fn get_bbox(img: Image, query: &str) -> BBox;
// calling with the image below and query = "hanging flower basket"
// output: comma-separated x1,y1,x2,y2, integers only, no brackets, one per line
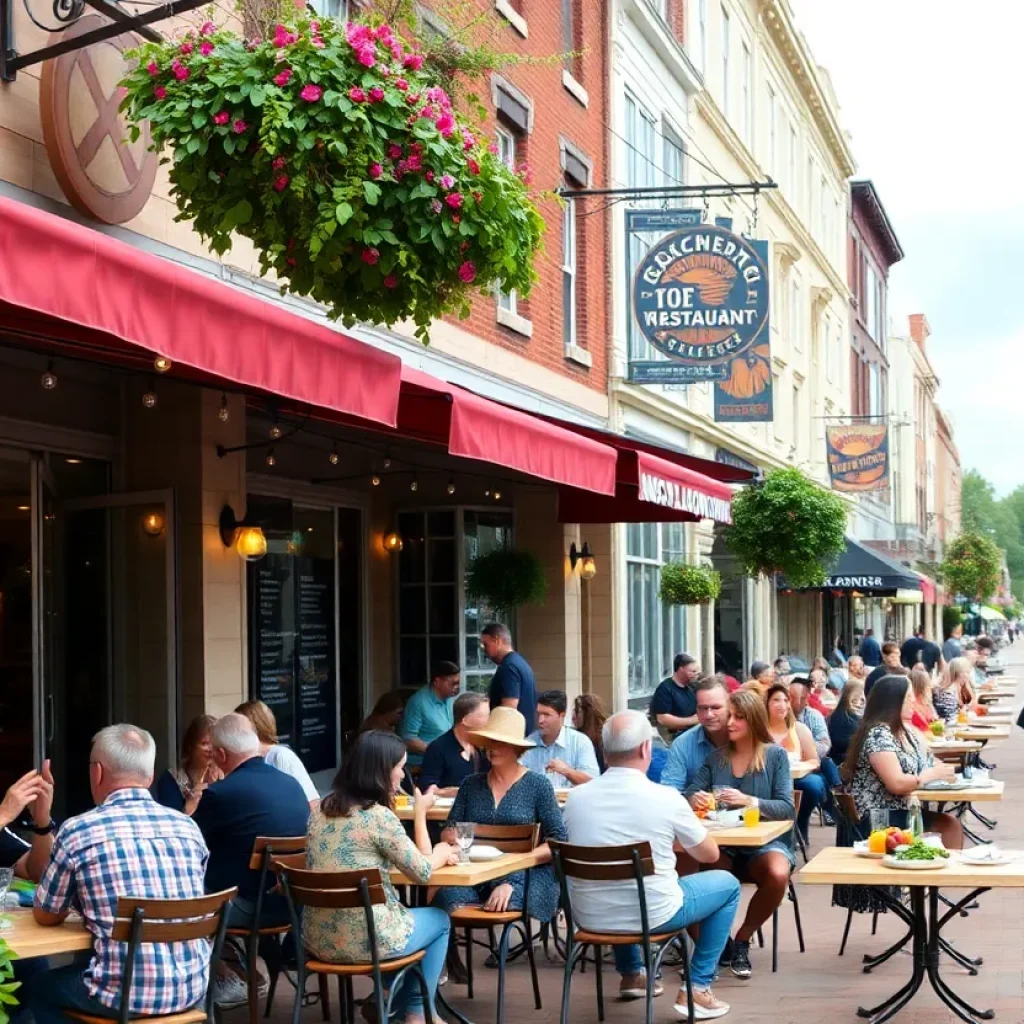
120,16,545,342
466,548,547,617
659,563,721,606
941,531,1002,602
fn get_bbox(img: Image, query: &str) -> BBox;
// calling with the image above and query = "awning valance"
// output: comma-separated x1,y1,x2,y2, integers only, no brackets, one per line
398,367,619,495
0,198,402,428
914,571,937,604
778,537,921,593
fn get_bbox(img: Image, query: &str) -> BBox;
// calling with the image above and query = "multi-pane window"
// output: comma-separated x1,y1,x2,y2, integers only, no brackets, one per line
663,126,685,186
823,317,833,383
495,126,519,316
721,7,731,117
626,523,688,701
864,264,879,339
788,123,797,201
791,382,802,459
766,85,776,173
790,276,802,351
311,0,347,17
741,43,752,143
462,510,513,693
625,93,659,363
562,185,577,350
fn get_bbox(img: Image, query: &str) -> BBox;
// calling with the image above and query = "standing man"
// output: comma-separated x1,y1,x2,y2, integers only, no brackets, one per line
859,628,882,667
650,654,700,740
943,623,964,663
900,626,927,669
747,662,775,692
482,623,537,735
521,690,600,787
401,661,461,764
660,677,730,793
865,642,903,696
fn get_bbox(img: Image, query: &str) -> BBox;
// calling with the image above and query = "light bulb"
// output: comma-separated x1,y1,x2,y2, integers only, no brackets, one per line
269,423,283,440
266,448,276,467
154,355,172,373
218,394,230,422
142,390,157,408
383,531,403,553
329,448,339,466
493,489,502,500
41,362,57,390
383,458,392,469
484,489,491,498
410,479,418,492
446,480,456,495
371,474,381,487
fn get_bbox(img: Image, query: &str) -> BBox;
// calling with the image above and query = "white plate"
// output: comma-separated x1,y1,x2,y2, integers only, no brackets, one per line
706,809,743,829
881,854,949,870
854,841,884,859
434,797,455,807
467,845,504,862
959,849,1014,867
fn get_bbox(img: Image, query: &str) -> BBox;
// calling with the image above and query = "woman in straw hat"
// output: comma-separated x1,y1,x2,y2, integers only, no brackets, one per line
435,706,567,923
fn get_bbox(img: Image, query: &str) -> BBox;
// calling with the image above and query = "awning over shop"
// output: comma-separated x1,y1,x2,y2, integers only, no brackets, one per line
980,606,1007,622
914,570,937,604
0,197,402,427
398,367,619,495
778,537,921,594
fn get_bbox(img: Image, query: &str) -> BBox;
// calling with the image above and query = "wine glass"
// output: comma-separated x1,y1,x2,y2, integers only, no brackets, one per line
454,822,475,863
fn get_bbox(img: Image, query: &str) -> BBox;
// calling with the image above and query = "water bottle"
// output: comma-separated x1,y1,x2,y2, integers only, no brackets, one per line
908,795,924,839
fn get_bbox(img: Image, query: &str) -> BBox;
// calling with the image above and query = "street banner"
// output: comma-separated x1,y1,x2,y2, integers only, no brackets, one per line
826,422,890,492
626,211,773,422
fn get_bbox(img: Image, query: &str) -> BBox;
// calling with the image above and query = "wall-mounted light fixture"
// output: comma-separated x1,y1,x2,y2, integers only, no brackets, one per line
383,531,404,554
569,541,597,581
142,512,165,537
220,505,267,561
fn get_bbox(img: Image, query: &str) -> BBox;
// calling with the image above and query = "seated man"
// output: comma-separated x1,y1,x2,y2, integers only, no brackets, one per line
400,660,460,765
660,677,729,793
0,760,55,882
562,710,739,1020
26,725,210,1024
192,713,310,930
521,690,600,787
419,692,490,795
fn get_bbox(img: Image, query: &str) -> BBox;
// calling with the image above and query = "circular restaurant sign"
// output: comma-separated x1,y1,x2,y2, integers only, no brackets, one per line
40,15,158,225
632,224,769,373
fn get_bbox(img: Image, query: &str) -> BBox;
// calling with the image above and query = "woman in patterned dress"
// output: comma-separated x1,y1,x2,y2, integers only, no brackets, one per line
305,730,459,1024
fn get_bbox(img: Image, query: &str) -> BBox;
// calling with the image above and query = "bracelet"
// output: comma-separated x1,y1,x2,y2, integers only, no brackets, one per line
29,820,55,836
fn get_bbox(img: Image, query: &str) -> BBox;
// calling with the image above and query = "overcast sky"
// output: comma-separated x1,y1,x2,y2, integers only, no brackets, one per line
790,1,1022,496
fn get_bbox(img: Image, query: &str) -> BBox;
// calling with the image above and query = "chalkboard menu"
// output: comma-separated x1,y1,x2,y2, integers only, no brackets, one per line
248,510,338,775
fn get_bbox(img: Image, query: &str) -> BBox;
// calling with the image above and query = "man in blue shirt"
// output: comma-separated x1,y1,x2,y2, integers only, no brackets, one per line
401,660,460,765
482,623,537,734
521,690,600,787
660,677,730,792
859,627,882,667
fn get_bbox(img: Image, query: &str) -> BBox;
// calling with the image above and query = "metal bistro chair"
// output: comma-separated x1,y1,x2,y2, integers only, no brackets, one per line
64,888,236,1024
276,862,434,1024
550,840,694,1024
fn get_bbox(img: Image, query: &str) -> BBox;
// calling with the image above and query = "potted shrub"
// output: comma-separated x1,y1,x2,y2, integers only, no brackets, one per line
466,548,547,618
659,563,721,606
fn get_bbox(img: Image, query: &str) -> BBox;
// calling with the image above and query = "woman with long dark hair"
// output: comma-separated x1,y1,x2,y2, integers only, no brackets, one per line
827,681,864,767
572,693,609,774
305,730,458,1024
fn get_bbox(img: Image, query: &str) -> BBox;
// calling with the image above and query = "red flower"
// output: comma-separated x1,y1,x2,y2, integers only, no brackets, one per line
473,191,483,203
274,68,293,87
213,111,229,125
273,174,289,192
395,78,408,91
467,158,480,175
384,274,398,289
445,192,464,209
153,85,167,99
199,20,215,34
232,119,248,134
457,261,476,283
146,60,159,76
452,214,461,224
388,144,402,160
272,156,286,171
361,248,380,265
349,87,366,102
369,162,383,179
286,257,297,267
179,41,194,55
369,86,385,103
403,53,424,70
172,62,189,81
199,40,214,55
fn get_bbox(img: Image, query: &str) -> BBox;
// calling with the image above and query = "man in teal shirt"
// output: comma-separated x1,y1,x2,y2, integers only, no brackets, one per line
401,661,460,764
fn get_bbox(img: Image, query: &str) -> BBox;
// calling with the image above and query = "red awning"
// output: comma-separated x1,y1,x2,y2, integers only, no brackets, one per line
559,449,736,525
915,571,937,604
398,367,619,495
0,198,402,427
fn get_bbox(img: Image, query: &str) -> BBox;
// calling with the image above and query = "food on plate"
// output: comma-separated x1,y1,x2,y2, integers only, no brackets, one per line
975,704,989,717
868,830,887,854
893,838,950,862
929,720,945,736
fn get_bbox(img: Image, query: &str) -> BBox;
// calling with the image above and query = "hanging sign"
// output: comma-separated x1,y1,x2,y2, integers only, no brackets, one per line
826,423,890,492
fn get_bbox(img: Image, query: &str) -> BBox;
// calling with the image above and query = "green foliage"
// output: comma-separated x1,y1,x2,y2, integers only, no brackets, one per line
659,563,722,606
1003,598,1023,621
120,14,545,343
724,467,848,589
941,531,1002,602
466,548,547,615
960,468,1024,602
0,937,20,1024
942,605,964,639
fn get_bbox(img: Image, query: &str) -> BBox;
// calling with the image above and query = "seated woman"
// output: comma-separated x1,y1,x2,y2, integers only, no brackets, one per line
827,681,864,767
934,657,977,723
434,707,566,923
304,730,458,1024
908,668,937,733
236,699,319,808
572,693,609,775
842,674,961,850
360,692,405,734
151,714,221,814
764,683,822,844
685,688,795,980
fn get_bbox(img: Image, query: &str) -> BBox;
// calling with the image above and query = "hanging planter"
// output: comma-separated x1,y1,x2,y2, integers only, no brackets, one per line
659,563,721,606
940,531,1002,602
120,15,545,342
724,467,847,589
466,548,547,617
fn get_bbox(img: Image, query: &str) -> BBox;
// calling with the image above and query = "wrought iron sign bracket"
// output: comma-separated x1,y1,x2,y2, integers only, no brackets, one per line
0,0,207,81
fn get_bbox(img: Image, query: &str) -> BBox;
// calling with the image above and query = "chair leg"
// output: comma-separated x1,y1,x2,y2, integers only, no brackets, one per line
264,964,280,1018
755,927,764,948
344,978,355,1024
559,942,578,1024
790,882,805,953
594,944,604,1023
496,923,514,1024
246,934,260,1024
290,960,305,1024
771,909,778,973
318,974,330,1022
839,907,854,956
524,917,542,1009
337,975,346,1024
871,909,879,936
414,964,434,1024
464,928,474,1000
644,946,655,1024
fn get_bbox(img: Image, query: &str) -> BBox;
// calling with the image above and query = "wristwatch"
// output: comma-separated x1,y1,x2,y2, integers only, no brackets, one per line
29,821,56,835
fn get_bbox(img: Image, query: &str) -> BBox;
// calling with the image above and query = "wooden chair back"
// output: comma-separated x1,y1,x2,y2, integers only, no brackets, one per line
469,823,540,854
276,865,387,912
248,835,307,870
549,840,655,882
111,888,236,943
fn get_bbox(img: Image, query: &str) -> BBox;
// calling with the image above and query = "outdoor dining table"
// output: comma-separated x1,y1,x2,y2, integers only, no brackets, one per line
799,846,1024,1024
5,908,91,958
953,723,1012,742
789,760,816,779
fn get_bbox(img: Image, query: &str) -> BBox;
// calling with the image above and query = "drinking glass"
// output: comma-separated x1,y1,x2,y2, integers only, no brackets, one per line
454,822,475,863
0,867,13,929
712,786,730,808
743,805,760,828
869,809,892,835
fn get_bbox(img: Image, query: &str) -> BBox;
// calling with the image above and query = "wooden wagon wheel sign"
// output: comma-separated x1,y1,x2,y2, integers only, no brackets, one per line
40,14,158,224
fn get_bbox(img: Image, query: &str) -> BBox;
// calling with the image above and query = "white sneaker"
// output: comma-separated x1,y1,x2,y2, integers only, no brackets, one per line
214,973,249,1007
675,986,730,1020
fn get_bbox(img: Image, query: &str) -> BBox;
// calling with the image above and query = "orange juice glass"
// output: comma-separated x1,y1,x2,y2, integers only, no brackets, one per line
743,805,760,828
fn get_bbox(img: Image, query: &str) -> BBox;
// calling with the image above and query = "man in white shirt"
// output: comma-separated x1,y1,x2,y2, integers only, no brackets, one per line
562,711,739,1020
520,690,600,787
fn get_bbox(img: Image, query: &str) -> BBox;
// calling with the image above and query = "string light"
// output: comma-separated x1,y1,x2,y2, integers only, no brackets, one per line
371,474,381,487
218,393,230,422
446,479,456,495
142,380,157,408
269,423,283,440
329,445,339,466
40,362,57,390
153,355,172,373
266,448,276,467
484,488,491,498
383,457,392,470
493,489,502,501
410,477,419,493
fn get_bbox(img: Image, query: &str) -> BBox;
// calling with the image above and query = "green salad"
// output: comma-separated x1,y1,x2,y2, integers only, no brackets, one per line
893,840,950,861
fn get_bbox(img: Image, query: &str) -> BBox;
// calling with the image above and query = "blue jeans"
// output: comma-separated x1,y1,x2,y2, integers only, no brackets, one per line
386,907,450,1017
21,956,149,1024
612,871,740,990
820,756,842,796
794,773,828,835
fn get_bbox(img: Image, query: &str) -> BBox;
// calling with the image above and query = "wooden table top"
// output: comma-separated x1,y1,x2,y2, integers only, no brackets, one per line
799,846,1024,888
789,760,817,780
703,820,792,846
953,724,1012,742
927,740,983,756
4,910,91,958
913,779,1004,803
391,849,544,887
969,710,1014,722
397,791,569,823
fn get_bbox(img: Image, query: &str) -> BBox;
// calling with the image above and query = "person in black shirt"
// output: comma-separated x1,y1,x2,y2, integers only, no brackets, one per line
482,622,537,734
0,761,55,882
865,642,903,697
900,626,927,669
649,653,700,739
419,692,491,795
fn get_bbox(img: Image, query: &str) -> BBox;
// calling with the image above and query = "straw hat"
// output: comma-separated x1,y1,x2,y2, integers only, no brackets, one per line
467,707,535,751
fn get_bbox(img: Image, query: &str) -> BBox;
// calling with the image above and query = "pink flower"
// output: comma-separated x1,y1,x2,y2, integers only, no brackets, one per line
300,84,323,102
273,24,297,47
345,22,371,46
200,20,215,34
232,119,248,134
273,174,289,191
472,191,483,203
384,274,398,289
439,174,454,189
368,86,385,102
467,158,480,175
452,214,461,224
246,39,260,50
406,92,421,105
349,87,366,102
389,40,405,62
272,155,286,171
172,62,189,81
356,45,376,67
369,162,383,179
179,41,194,55
445,192,463,209
311,36,324,47
457,261,476,283
436,112,455,137
153,85,167,99
379,66,390,76
395,78,408,91
403,53,424,70
361,248,380,266
430,199,443,214
425,171,435,183
274,68,292,86
406,152,422,172
199,41,214,55
213,111,230,125
373,23,392,41
146,60,159,76
488,142,499,155
309,20,320,33
388,144,402,160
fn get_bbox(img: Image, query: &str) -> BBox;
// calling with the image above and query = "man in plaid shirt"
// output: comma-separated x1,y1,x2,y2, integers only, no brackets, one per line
24,724,211,1024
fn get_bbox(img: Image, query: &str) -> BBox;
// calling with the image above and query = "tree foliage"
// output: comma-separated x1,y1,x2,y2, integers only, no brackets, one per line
659,563,722,606
940,530,1002,602
960,468,1024,601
